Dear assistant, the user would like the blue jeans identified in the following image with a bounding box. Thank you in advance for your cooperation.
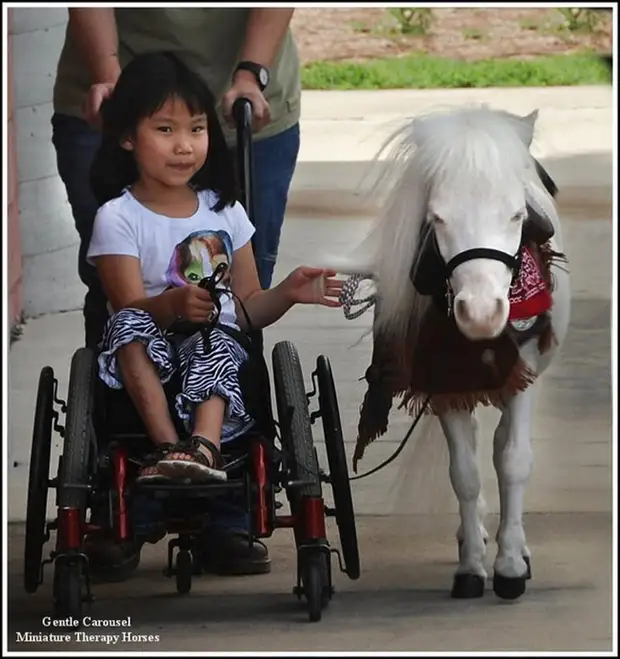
[51,112,300,535]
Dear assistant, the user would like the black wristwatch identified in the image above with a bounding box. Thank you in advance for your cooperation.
[234,61,270,91]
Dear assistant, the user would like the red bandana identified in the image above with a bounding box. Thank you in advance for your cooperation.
[508,246,552,320]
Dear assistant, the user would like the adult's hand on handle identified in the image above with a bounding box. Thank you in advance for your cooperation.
[82,81,117,129]
[222,71,271,133]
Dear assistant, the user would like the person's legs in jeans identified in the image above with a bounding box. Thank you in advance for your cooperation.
[251,123,301,289]
[51,114,108,349]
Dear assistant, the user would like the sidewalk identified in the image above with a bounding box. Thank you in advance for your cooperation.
[289,85,614,216]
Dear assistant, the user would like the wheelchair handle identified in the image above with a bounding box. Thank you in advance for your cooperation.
[232,97,256,228]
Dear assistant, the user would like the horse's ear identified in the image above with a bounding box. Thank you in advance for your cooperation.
[519,110,539,148]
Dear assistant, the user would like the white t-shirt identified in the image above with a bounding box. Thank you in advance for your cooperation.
[87,188,255,328]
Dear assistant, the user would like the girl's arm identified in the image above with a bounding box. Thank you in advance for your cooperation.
[230,242,342,332]
[230,244,292,331]
[93,255,213,329]
[88,204,215,328]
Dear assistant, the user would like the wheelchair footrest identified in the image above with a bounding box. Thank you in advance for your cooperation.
[135,479,246,499]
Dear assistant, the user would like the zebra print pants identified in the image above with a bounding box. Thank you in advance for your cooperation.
[98,308,255,443]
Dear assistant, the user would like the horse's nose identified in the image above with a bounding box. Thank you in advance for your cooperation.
[454,295,507,339]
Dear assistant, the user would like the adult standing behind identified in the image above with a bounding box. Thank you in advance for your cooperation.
[51,6,301,582]
[53,7,301,349]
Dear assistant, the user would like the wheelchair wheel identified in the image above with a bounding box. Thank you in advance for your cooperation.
[53,556,83,620]
[176,550,193,594]
[316,355,361,580]
[57,348,97,522]
[24,367,55,594]
[272,341,322,502]
[303,552,327,623]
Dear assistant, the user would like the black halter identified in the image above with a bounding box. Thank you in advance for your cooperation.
[445,245,522,282]
[410,159,558,314]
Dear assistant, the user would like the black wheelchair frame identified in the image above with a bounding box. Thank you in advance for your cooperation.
[23,98,360,624]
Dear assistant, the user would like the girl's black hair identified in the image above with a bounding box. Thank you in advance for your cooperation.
[90,51,238,212]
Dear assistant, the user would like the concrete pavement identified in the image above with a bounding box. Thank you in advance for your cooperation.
[6,206,614,652]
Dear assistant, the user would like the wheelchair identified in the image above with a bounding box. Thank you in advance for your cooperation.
[22,99,360,624]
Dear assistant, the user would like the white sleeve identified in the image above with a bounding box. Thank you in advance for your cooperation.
[86,202,139,265]
[228,201,256,251]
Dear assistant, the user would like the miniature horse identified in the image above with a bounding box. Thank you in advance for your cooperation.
[331,107,571,599]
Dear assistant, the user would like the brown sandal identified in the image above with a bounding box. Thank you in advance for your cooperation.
[136,443,176,483]
[157,436,227,483]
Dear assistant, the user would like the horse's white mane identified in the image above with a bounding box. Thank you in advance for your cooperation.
[336,104,560,342]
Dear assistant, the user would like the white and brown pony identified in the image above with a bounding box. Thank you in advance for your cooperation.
[330,106,571,600]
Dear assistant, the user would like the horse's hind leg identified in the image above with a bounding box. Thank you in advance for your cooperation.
[492,383,538,600]
[439,410,487,598]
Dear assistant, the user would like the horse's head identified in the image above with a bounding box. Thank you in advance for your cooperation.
[369,106,558,343]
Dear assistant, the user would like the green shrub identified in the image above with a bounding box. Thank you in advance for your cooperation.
[556,7,607,32]
[387,8,433,35]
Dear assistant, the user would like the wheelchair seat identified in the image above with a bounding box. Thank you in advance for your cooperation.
[92,329,277,461]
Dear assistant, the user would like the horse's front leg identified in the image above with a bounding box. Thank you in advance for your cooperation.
[439,409,488,598]
[492,381,538,600]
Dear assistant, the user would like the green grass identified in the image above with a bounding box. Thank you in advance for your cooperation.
[301,52,611,90]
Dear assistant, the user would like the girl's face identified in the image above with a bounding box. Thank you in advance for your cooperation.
[123,96,209,190]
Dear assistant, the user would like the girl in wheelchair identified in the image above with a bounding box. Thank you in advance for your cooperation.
[87,51,342,484]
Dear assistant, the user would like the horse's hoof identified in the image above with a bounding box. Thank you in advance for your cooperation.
[451,573,485,599]
[524,556,532,580]
[493,573,527,600]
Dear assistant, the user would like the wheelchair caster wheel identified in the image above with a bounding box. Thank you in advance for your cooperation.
[53,559,84,621]
[176,550,193,594]
[303,553,331,623]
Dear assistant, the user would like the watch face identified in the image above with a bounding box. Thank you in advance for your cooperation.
[259,68,269,87]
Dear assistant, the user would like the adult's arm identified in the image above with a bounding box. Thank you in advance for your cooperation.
[67,8,122,84]
[222,8,295,130]
[236,8,295,72]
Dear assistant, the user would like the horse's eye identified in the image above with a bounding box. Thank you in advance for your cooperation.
[511,210,527,222]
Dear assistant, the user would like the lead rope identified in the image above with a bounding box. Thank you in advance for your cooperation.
[338,273,377,319]
[320,273,429,481]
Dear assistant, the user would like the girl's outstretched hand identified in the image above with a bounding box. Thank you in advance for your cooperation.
[283,267,344,307]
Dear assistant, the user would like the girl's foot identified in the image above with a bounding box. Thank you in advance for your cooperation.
[136,443,176,484]
[157,436,227,482]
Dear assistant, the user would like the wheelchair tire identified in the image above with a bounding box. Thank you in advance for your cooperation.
[24,366,55,594]
[176,550,193,595]
[57,349,97,518]
[303,552,329,623]
[272,342,322,501]
[316,355,361,580]
[53,556,83,620]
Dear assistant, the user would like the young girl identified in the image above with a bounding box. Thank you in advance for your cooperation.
[87,52,342,484]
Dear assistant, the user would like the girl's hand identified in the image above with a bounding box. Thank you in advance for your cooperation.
[282,267,344,307]
[169,285,215,323]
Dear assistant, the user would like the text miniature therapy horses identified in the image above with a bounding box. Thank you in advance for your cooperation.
[335,106,571,600]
